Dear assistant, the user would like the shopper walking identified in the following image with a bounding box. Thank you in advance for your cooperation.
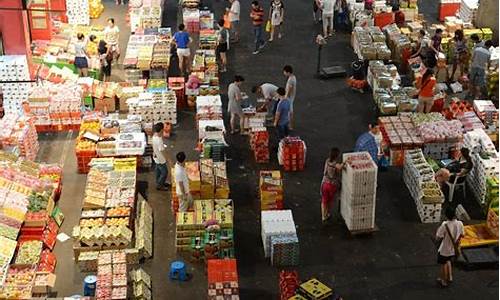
[152,123,171,191]
[313,0,322,23]
[104,18,120,63]
[469,39,492,99]
[175,152,193,212]
[252,83,279,120]
[334,0,348,31]
[449,29,468,82]
[227,0,241,43]
[228,75,245,134]
[470,33,485,49]
[216,19,229,73]
[321,0,334,37]
[74,33,89,77]
[98,40,113,82]
[430,28,443,55]
[268,0,284,42]
[435,206,464,288]
[273,87,291,140]
[415,68,437,113]
[250,1,266,54]
[283,65,296,129]
[173,24,192,75]
[354,122,381,164]
[321,148,343,223]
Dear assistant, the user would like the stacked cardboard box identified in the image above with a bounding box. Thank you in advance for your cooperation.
[278,137,306,172]
[340,152,377,231]
[66,0,90,25]
[135,197,153,259]
[259,171,284,210]
[261,210,298,260]
[464,129,499,205]
[250,129,269,163]
[0,115,39,161]
[127,90,177,125]
[297,278,333,300]
[270,235,299,266]
[403,149,444,223]
[94,250,128,300]
[175,212,204,251]
[183,8,200,33]
[473,100,498,125]
[130,268,152,300]
[207,259,239,300]
[279,270,299,300]
[458,0,478,24]
[0,55,32,116]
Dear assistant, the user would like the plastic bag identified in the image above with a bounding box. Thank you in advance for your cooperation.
[265,20,271,32]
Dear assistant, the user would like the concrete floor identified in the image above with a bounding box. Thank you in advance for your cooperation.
[43,0,499,299]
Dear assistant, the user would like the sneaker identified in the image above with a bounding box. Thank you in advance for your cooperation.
[259,42,266,50]
[252,50,260,55]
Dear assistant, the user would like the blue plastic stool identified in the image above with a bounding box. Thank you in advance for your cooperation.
[169,261,187,281]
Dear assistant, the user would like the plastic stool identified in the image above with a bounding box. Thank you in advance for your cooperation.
[169,261,187,281]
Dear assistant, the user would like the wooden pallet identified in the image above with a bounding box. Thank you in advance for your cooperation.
[347,224,379,236]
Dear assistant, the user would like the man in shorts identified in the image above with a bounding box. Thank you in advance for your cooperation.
[469,39,492,99]
[216,19,229,72]
[175,152,193,212]
[173,24,191,75]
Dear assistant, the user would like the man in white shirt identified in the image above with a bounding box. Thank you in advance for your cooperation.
[283,65,297,129]
[152,123,170,191]
[435,207,464,287]
[104,18,120,62]
[227,0,241,42]
[175,152,193,212]
[252,83,279,120]
[321,0,335,37]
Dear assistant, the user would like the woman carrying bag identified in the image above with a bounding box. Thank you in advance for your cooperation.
[435,207,464,288]
[268,0,284,42]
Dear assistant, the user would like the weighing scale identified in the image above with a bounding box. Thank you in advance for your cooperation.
[315,34,347,79]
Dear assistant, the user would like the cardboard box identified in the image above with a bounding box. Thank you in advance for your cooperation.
[32,272,56,294]
[95,97,116,112]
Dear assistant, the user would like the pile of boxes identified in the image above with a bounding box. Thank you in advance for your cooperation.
[278,137,306,172]
[261,210,299,266]
[458,0,478,24]
[94,251,128,300]
[183,9,200,33]
[0,115,39,161]
[28,82,83,131]
[207,259,239,300]
[296,278,333,300]
[473,100,498,125]
[279,270,299,300]
[0,55,32,116]
[250,130,270,163]
[464,129,499,205]
[259,171,284,211]
[403,149,444,223]
[130,268,152,300]
[127,91,177,125]
[135,197,153,259]
[196,95,225,143]
[418,120,463,160]
[340,152,377,231]
[66,0,90,25]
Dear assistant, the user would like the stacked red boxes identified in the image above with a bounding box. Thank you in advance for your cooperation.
[168,77,186,110]
[279,137,306,172]
[439,1,461,21]
[279,270,299,300]
[374,12,394,29]
[250,130,269,163]
[207,259,239,299]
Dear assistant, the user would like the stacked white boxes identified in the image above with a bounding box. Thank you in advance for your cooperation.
[127,91,177,125]
[464,129,499,204]
[403,149,444,223]
[261,210,297,258]
[340,152,377,231]
[66,0,90,25]
[459,0,478,24]
[196,95,225,142]
[0,56,31,116]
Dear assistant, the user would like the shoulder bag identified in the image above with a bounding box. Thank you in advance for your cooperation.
[445,223,462,258]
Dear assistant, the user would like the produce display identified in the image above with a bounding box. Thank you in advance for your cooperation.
[130,268,152,300]
[15,241,43,265]
[403,149,444,223]
[457,111,485,132]
[0,115,39,161]
[415,118,463,160]
[378,115,424,166]
[74,158,137,250]
[278,137,306,172]
[66,0,90,25]
[352,26,391,60]
[127,90,177,125]
[259,171,284,211]
[250,130,270,163]
[340,152,377,231]
[135,197,153,259]
[95,250,128,300]
[0,266,36,299]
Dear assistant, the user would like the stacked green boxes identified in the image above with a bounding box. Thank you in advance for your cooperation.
[485,176,499,211]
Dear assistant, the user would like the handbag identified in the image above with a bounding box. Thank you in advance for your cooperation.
[265,20,271,32]
[445,223,462,258]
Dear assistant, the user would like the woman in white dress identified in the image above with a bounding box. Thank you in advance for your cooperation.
[268,0,284,42]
